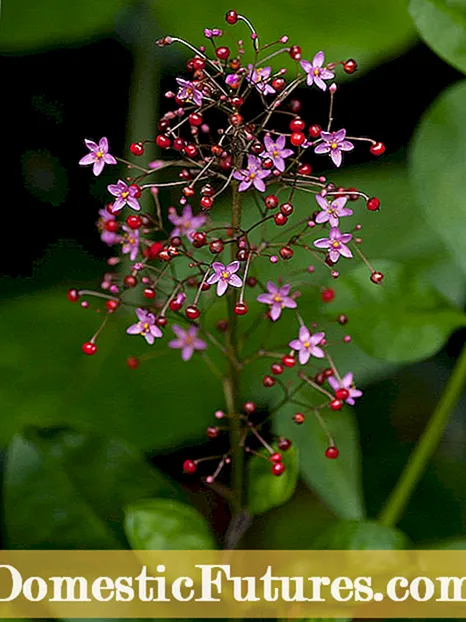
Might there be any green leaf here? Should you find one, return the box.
[330,260,466,363]
[0,0,132,52]
[124,499,216,549]
[0,289,223,451]
[409,0,466,74]
[156,0,415,73]
[4,428,182,549]
[424,538,466,549]
[246,444,299,515]
[275,404,365,520]
[314,520,409,550]
[410,79,466,275]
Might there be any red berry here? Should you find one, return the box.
[289,45,301,60]
[82,341,97,356]
[127,356,140,369]
[324,368,334,378]
[263,375,275,387]
[183,459,197,474]
[274,213,288,226]
[200,196,213,210]
[234,302,248,316]
[192,57,205,71]
[330,399,344,411]
[280,246,294,260]
[148,242,163,259]
[209,239,224,254]
[169,300,182,312]
[247,276,257,287]
[182,186,195,199]
[308,124,322,138]
[270,452,282,463]
[105,299,119,312]
[229,113,243,127]
[338,314,348,325]
[126,215,142,229]
[271,77,286,91]
[370,271,384,284]
[264,195,279,209]
[207,426,219,439]
[173,137,186,151]
[231,96,243,108]
[271,363,284,375]
[67,288,79,302]
[216,46,230,60]
[262,157,273,169]
[348,187,360,201]
[157,316,168,327]
[335,388,350,401]
[192,232,207,248]
[185,305,200,320]
[366,197,380,211]
[225,9,238,24]
[282,355,296,368]
[280,202,294,216]
[156,134,171,149]
[370,141,385,157]
[243,401,256,414]
[129,183,141,198]
[325,446,339,459]
[298,163,312,176]
[104,219,119,232]
[184,144,199,158]
[278,437,292,451]
[290,131,305,146]
[130,142,144,156]
[189,112,203,126]
[124,275,137,288]
[343,59,357,74]
[289,118,305,132]
[321,288,335,303]
[143,287,156,299]
[293,413,305,424]
[271,462,286,476]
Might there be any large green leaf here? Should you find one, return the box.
[314,520,409,549]
[156,0,415,73]
[409,0,466,73]
[410,79,466,275]
[275,403,365,520]
[246,444,299,515]
[4,428,182,549]
[331,260,466,363]
[125,499,216,549]
[0,0,133,52]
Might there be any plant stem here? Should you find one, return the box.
[224,177,244,515]
[379,345,466,527]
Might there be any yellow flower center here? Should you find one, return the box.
[222,271,230,279]
[96,150,104,159]
[272,150,279,157]
[332,241,340,248]
[331,142,338,149]
[121,191,129,199]
[250,172,256,179]
[303,341,310,348]
[313,68,320,76]
[273,295,282,303]
[141,322,150,334]
[185,335,194,345]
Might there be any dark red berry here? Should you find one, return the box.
[247,276,257,287]
[315,372,325,385]
[343,59,357,74]
[127,356,140,369]
[282,355,296,368]
[209,239,224,254]
[370,141,385,156]
[200,196,213,210]
[143,288,156,299]
[321,288,335,303]
[67,288,79,302]
[189,112,203,126]
[229,113,243,127]
[280,202,294,216]
[274,213,288,226]
[105,299,119,312]
[271,77,286,91]
[280,246,294,260]
[289,45,301,60]
[225,9,238,24]
[366,197,380,211]
[338,314,348,325]
[251,142,264,155]
[157,316,168,327]
[184,144,199,158]
[192,57,205,71]
[278,437,292,451]
[335,388,350,401]
[272,462,286,476]
[183,459,197,474]
[104,219,119,232]
[308,124,322,138]
[271,363,284,375]
[265,195,279,209]
[324,368,334,378]
[231,96,243,107]
[207,426,219,439]
[173,137,186,151]
[289,118,305,132]
[348,187,359,201]
[330,399,344,411]
[170,236,182,247]
[82,341,97,356]
[124,275,137,288]
[185,305,200,320]
[290,131,305,146]
[325,446,339,459]
[192,232,207,248]
[263,375,275,387]
[234,302,248,316]
[293,413,305,424]
[130,142,144,156]
[370,271,384,284]
[262,157,274,169]
[242,401,256,414]
[156,134,171,149]
[216,46,230,60]
[148,242,163,259]
[126,215,142,229]
[298,163,312,176]
[270,452,282,463]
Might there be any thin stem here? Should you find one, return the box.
[379,345,466,527]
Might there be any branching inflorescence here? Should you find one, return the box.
[71,10,386,490]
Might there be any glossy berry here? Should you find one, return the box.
[216,46,230,60]
[67,288,80,302]
[148,242,163,259]
[105,299,119,312]
[127,356,140,369]
[156,134,171,149]
[169,299,183,312]
[209,239,224,254]
[184,144,199,158]
[366,197,380,211]
[126,215,142,229]
[270,452,282,463]
[105,219,119,232]
[298,163,312,176]
[265,195,279,209]
[274,213,288,226]
[243,401,256,414]
[272,462,286,476]
[188,112,203,126]
[370,271,384,284]
[271,363,284,375]
[279,246,294,260]
[183,459,197,474]
[293,413,305,424]
[308,124,322,138]
[330,398,344,411]
[124,275,137,288]
[200,196,213,210]
[263,375,275,387]
[290,132,305,146]
[321,288,335,303]
[225,9,238,24]
[289,45,301,60]
[157,316,168,327]
[338,313,348,325]
[280,202,294,216]
[278,437,292,451]
[207,426,219,439]
[370,141,386,156]
[192,232,207,248]
[82,341,97,356]
[230,113,243,127]
[262,157,273,169]
[173,137,186,151]
[143,288,156,299]
[234,302,248,316]
[129,184,141,199]
[343,59,357,74]
[271,77,286,91]
[185,305,200,320]
[130,142,144,156]
[282,355,296,368]
[192,57,205,71]
[335,388,350,401]
[289,118,305,132]
[325,446,339,459]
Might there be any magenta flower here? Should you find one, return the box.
[107,180,140,212]
[257,281,297,321]
[314,129,354,167]
[126,309,163,345]
[314,227,353,262]
[176,78,203,106]
[233,155,270,192]
[97,209,120,246]
[79,137,116,176]
[226,73,242,88]
[246,65,276,95]
[262,134,294,172]
[328,372,363,406]
[169,325,207,361]
[300,52,334,91]
[206,261,242,296]
[121,225,140,261]
[315,194,353,227]
[289,327,326,364]
[204,28,222,38]
[168,204,207,240]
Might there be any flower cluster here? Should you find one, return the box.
[72,11,386,483]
